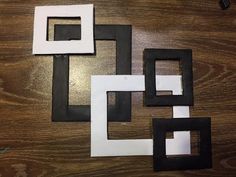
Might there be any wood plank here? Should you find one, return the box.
[0,0,235,176]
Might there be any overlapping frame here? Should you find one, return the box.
[144,49,193,106]
[153,118,212,171]
[91,75,190,157]
[52,25,132,122]
[33,4,94,54]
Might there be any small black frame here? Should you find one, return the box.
[52,25,132,122]
[152,118,212,171]
[144,49,193,106]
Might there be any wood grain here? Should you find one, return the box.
[0,0,236,176]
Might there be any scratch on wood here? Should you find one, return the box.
[0,147,9,154]
[220,156,236,169]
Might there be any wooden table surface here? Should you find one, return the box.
[0,0,236,176]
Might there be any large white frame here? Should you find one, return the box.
[33,4,94,54]
[91,75,190,157]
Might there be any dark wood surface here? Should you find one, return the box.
[0,0,236,176]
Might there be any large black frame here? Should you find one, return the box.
[144,49,193,106]
[52,25,132,122]
[152,118,212,171]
